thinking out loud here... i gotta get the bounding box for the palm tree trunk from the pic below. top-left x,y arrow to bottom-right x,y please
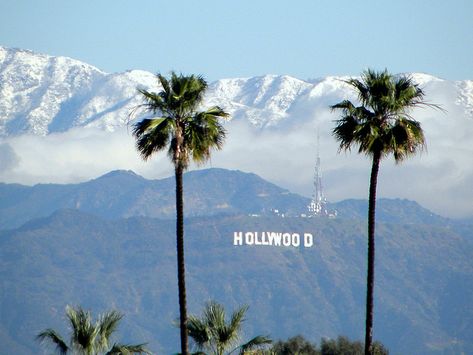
365,150 -> 381,355
175,163 -> 189,355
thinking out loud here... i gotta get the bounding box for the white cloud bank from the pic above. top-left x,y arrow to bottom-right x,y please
0,128 -> 174,185
1,101 -> 472,219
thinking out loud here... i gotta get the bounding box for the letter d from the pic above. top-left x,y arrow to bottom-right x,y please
304,233 -> 314,247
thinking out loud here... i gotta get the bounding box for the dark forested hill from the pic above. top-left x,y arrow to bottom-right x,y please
0,169 -> 310,229
0,168 -> 451,230
0,209 -> 472,354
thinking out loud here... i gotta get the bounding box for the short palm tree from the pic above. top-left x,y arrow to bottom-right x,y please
36,305 -> 150,355
187,301 -> 271,355
331,69 -> 436,355
132,72 -> 229,355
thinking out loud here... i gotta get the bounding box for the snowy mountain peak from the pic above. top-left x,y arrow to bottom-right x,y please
0,46 -> 106,135
406,72 -> 444,86
206,74 -> 314,127
0,46 -> 472,136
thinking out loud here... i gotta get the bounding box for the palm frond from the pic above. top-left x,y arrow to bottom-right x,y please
66,305 -> 98,352
38,306 -> 148,355
132,73 -> 229,170
390,117 -> 426,162
332,115 -> 359,152
105,342 -> 152,354
217,303 -> 246,351
36,329 -> 69,355
238,335 -> 272,355
157,74 -> 171,97
97,310 -> 123,351
347,77 -> 370,106
332,69 -> 430,160
188,301 -> 262,355
168,72 -> 207,117
187,315 -> 211,349
330,99 -> 356,113
204,301 -> 226,330
137,88 -> 167,115
185,106 -> 228,164
229,305 -> 248,334
133,117 -> 174,160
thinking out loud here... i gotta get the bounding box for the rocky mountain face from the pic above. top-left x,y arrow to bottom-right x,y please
1,46 -> 472,136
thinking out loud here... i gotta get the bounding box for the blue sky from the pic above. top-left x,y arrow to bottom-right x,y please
0,0 -> 471,81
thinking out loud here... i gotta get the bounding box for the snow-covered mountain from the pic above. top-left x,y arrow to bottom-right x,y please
1,46 -> 472,136
0,46 -> 159,135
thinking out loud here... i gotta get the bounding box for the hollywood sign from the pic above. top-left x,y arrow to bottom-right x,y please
233,232 -> 314,248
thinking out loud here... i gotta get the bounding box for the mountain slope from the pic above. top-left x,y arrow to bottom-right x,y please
0,168 -> 309,229
0,46 -> 158,135
0,168 -> 449,230
1,46 -> 472,136
0,209 -> 472,354
332,198 -> 449,226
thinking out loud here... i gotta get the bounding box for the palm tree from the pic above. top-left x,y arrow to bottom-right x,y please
331,69 -> 435,355
187,301 -> 271,355
36,305 -> 151,355
132,72 -> 229,355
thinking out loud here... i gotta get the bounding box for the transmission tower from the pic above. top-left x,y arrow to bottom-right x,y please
308,130 -> 329,216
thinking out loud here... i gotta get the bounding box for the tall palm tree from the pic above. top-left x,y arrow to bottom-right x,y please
187,301 -> 271,355
36,305 -> 150,355
132,72 -> 229,355
331,69 -> 435,355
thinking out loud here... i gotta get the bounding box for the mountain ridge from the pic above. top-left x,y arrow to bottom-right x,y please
1,45 -> 472,136
0,167 -> 451,231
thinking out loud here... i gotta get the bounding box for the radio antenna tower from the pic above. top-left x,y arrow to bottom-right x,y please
308,130 -> 328,216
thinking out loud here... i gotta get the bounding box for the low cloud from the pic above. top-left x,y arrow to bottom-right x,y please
0,127 -> 174,185
0,142 -> 20,172
1,103 -> 472,219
